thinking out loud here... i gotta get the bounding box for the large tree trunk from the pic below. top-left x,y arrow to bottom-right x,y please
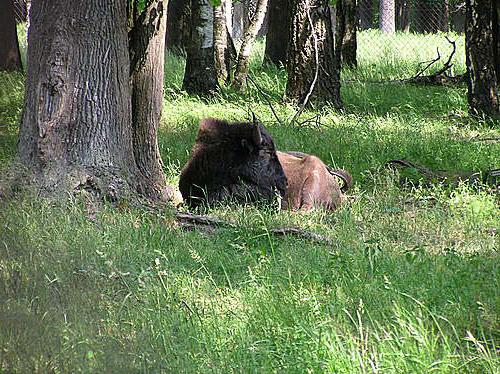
285,0 -> 342,109
264,0 -> 289,66
0,0 -> 23,71
129,0 -> 169,198
182,0 -> 219,94
165,0 -> 190,52
336,0 -> 357,67
379,0 -> 395,33
232,0 -> 269,90
17,0 -> 148,199
465,0 -> 499,117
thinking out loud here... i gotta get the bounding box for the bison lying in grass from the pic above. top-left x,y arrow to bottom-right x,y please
179,118 -> 352,211
179,117 -> 287,208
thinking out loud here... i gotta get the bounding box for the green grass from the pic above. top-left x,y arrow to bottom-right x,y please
1,32 -> 499,373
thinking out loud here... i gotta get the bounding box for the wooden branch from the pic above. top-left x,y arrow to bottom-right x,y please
175,212 -> 334,245
270,227 -> 334,245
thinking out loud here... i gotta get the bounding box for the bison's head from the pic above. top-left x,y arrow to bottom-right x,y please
179,116 -> 287,208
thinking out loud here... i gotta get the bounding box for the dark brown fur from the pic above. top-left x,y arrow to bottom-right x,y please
277,151 -> 352,211
179,118 -> 287,208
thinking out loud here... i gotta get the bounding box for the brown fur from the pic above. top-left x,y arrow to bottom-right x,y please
277,151 -> 352,211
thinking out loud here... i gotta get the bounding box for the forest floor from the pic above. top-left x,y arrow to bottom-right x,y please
0,34 -> 499,373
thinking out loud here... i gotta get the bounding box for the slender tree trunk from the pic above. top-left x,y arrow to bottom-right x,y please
129,0 -> 169,198
264,0 -> 289,66
232,1 -> 245,39
0,0 -> 23,71
165,0 -> 190,52
182,0 -> 219,94
493,0 -> 500,85
232,0 -> 269,90
214,0 -> 231,83
465,0 -> 499,117
17,0 -> 146,199
285,0 -> 342,108
336,0 -> 357,67
379,0 -> 395,33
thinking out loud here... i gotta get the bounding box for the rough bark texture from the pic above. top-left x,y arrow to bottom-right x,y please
17,0 -> 145,199
264,0 -> 289,66
465,0 -> 499,117
182,0 -> 219,94
214,0 -> 231,83
129,0 -> 169,199
285,0 -> 342,108
379,0 -> 395,33
165,0 -> 190,52
0,0 -> 23,71
336,0 -> 357,67
232,0 -> 269,90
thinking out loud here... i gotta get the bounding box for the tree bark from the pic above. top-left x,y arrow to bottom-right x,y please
17,0 -> 148,199
379,0 -> 395,33
129,0 -> 169,199
336,0 -> 357,67
165,0 -> 190,52
232,0 -> 269,90
182,0 -> 219,94
285,0 -> 342,109
264,0 -> 289,66
465,0 -> 499,117
0,0 -> 23,71
214,0 -> 231,83
232,1 -> 245,39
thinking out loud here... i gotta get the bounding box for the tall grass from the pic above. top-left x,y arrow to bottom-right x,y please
0,32 -> 499,373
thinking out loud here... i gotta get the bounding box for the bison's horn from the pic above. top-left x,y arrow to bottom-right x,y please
252,121 -> 262,145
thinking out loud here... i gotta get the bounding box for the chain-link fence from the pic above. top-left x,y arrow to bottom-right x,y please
355,0 -> 466,81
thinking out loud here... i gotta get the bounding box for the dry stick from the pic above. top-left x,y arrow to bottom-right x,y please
412,48 -> 441,80
246,74 -> 284,125
289,2 -> 320,125
175,212 -> 335,245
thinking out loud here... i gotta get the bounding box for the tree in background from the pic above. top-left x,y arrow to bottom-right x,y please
232,0 -> 269,90
15,0 -> 171,201
165,0 -> 191,52
264,0 -> 289,66
0,0 -> 23,71
286,0 -> 342,109
182,0 -> 219,94
465,0 -> 499,117
336,0 -> 358,67
214,0 -> 234,84
396,0 -> 411,32
379,0 -> 396,33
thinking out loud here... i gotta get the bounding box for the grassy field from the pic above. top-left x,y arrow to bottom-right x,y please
0,33 -> 499,373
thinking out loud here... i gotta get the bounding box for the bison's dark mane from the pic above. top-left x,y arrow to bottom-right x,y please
179,118 -> 286,207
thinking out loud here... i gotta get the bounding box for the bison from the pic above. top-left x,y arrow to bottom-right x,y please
179,117 -> 287,208
277,151 -> 352,211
